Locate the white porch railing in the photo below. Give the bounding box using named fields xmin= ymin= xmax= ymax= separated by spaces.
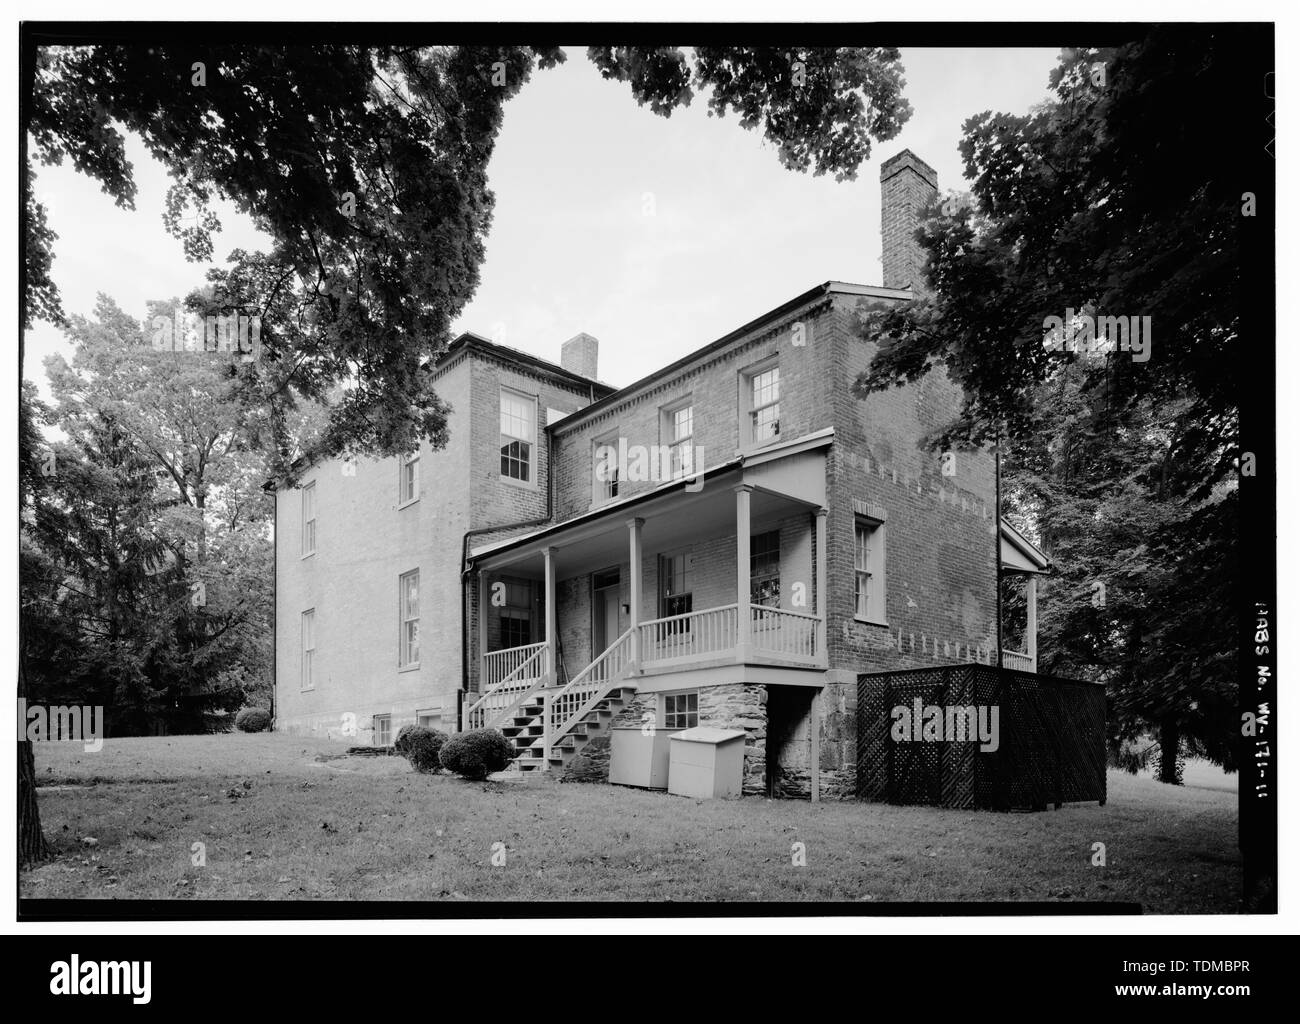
xmin=546 ymin=629 xmax=635 ymax=756
xmin=466 ymin=641 xmax=548 ymax=731
xmin=482 ymin=641 xmax=547 ymax=691
xmin=639 ymin=604 xmax=739 ymax=665
xmin=750 ymin=605 xmax=822 ymax=662
xmin=1000 ymin=649 xmax=1036 ymax=673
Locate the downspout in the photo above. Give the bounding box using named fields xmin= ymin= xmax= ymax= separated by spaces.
xmin=270 ymin=488 xmax=278 ymax=725
xmin=994 ymin=426 xmax=1003 ymax=670
xmin=459 ymin=426 xmax=556 ymax=724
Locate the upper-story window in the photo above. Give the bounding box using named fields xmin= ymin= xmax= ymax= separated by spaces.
xmin=663 ymin=401 xmax=694 ymax=479
xmin=593 ymin=431 xmax=620 ymax=505
xmin=399 ymin=450 xmax=420 ymax=505
xmin=500 ymin=389 xmax=536 ymax=483
xmin=742 ymin=361 xmax=780 ymax=447
xmin=301 ymin=481 xmax=317 ymax=557
xmin=854 ymin=517 xmax=886 ymax=623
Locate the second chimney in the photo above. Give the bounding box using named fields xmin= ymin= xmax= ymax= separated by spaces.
xmin=880 ymin=150 xmax=939 ymax=294
xmin=560 ymin=332 xmax=599 ymax=380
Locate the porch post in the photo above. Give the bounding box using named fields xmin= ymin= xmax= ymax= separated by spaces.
xmin=477 ymin=570 xmax=488 ymax=692
xmin=1026 ymin=574 xmax=1038 ymax=671
xmin=627 ymin=517 xmax=644 ymax=670
xmin=735 ymin=485 xmax=753 ymax=661
xmin=543 ymin=547 xmax=557 ymax=684
xmin=810 ymin=689 xmax=821 ymax=803
xmin=815 ymin=507 xmax=828 ymax=662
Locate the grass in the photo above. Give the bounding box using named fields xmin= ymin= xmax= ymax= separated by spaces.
xmin=21 ymin=733 xmax=1240 ymax=910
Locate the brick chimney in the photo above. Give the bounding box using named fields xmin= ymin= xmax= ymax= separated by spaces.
xmin=879 ymin=150 xmax=938 ymax=293
xmin=560 ymin=332 xmax=599 ymax=380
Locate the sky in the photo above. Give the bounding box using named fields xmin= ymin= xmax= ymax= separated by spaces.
xmin=24 ymin=46 xmax=1060 ymax=396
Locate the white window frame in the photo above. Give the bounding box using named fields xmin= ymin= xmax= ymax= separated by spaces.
xmin=416 ymin=709 xmax=443 ymax=732
xmin=399 ymin=449 xmax=420 ymax=506
xmin=499 ymin=388 xmax=538 ymax=486
xmin=662 ymin=691 xmax=699 ymax=731
xmin=301 ymin=481 xmax=316 ymax=557
xmin=399 ymin=569 xmax=420 ymax=669
xmin=854 ymin=517 xmax=886 ymax=625
xmin=592 ymin=429 xmax=621 ymax=506
xmin=373 ymin=714 xmax=392 ymax=747
xmin=740 ymin=358 xmax=781 ymax=450
xmin=301 ymin=609 xmax=316 ymax=691
xmin=661 ymin=398 xmax=695 ymax=480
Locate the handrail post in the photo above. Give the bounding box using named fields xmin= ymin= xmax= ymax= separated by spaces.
xmin=735 ymin=486 xmax=753 ymax=662
xmin=543 ymin=546 xmax=557 ymax=683
xmin=627 ymin=517 xmax=644 ymax=672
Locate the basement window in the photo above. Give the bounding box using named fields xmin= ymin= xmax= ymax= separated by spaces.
xmin=663 ymin=692 xmax=699 ymax=730
xmin=373 ymin=714 xmax=392 ymax=747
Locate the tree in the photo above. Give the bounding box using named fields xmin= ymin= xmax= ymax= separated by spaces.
xmin=850 ymin=30 xmax=1252 ymax=779
xmin=27 ymin=44 xmax=911 ymax=473
xmin=21 ymin=40 xmax=914 ymax=862
xmin=26 ymin=294 xmax=285 ymax=732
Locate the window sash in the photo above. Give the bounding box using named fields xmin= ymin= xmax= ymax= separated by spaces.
xmin=664 ymin=692 xmax=699 ymax=730
xmin=400 ymin=571 xmax=420 ymax=666
xmin=301 ymin=483 xmax=316 ymax=554
xmin=855 ymin=521 xmax=882 ymax=619
xmin=374 ymin=715 xmax=392 ymax=746
xmin=500 ymin=393 xmax=536 ymax=442
xmin=301 ymin=610 xmax=315 ymax=690
xmin=400 ymin=453 xmax=419 ymax=503
xmin=750 ymin=531 xmax=781 ymax=607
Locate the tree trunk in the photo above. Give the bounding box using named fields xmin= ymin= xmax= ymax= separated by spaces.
xmin=1157 ymin=717 xmax=1182 ymax=785
xmin=18 ymin=644 xmax=50 ymax=867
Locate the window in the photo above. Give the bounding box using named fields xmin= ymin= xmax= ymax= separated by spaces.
xmin=750 ymin=530 xmax=781 ymax=607
xmin=659 ymin=552 xmax=693 ymax=633
xmin=301 ymin=609 xmax=316 ymax=691
xmin=500 ymin=580 xmax=533 ymax=648
xmin=593 ymin=433 xmax=620 ymax=504
xmin=854 ymin=518 xmax=885 ymax=622
xmin=746 ymin=364 xmax=780 ymax=445
xmin=301 ymin=481 xmax=316 ymax=556
xmin=663 ymin=692 xmax=699 ymax=730
xmin=399 ymin=450 xmax=419 ymax=505
xmin=500 ymin=390 xmax=536 ymax=483
xmin=417 ymin=710 xmax=443 ymax=731
xmin=373 ymin=714 xmax=392 ymax=747
xmin=664 ymin=402 xmax=694 ymax=479
xmin=399 ymin=570 xmax=420 ymax=668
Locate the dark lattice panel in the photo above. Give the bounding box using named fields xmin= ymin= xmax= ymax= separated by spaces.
xmin=858 ymin=666 xmax=1106 ymax=811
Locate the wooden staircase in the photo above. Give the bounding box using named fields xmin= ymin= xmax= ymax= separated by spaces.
xmin=500 ymin=683 xmax=638 ymax=772
xmin=501 ymin=628 xmax=637 ymax=774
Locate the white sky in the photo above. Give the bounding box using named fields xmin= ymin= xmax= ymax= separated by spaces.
xmin=24 ymin=46 xmax=1059 ymax=396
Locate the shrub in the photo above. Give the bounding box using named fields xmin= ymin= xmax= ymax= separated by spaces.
xmin=439 ymin=728 xmax=514 ymax=780
xmin=393 ymin=724 xmax=418 ymax=756
xmin=398 ymin=726 xmax=449 ymax=774
xmin=235 ymin=707 xmax=271 ymax=733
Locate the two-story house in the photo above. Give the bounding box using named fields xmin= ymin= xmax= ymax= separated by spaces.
xmin=272 ymin=150 xmax=1049 ymax=799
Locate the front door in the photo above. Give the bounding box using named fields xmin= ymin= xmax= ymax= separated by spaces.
xmin=592 ymin=568 xmax=621 ymax=658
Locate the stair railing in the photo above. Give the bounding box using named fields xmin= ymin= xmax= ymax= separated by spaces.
xmin=545 ymin=629 xmax=634 ymax=755
xmin=464 ymin=642 xmax=548 ymax=731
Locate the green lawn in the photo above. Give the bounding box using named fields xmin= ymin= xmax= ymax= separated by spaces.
xmin=21 ymin=733 xmax=1240 ymax=910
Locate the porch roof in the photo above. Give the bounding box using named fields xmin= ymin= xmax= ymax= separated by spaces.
xmin=1000 ymin=518 xmax=1050 ymax=574
xmin=469 ymin=428 xmax=833 ymax=578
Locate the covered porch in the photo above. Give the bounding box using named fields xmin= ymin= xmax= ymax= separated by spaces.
xmin=466 ymin=434 xmax=832 ymax=737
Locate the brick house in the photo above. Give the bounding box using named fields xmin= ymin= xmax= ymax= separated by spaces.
xmin=272 ymin=149 xmax=1048 ymax=798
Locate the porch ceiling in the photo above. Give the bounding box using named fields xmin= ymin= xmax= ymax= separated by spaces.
xmin=474 ymin=465 xmax=819 ymax=581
